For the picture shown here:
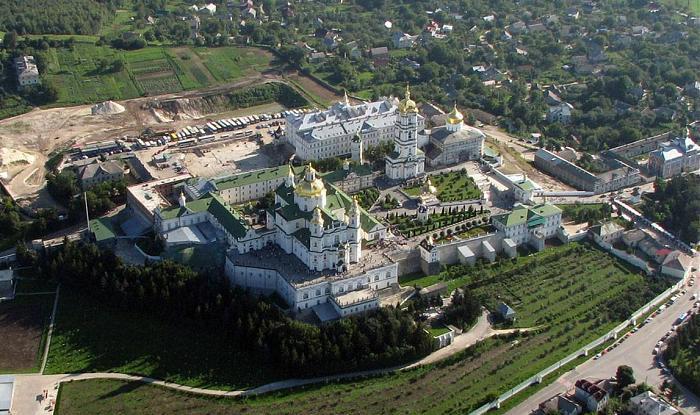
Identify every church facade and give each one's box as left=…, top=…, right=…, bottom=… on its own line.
left=424, top=105, right=485, bottom=167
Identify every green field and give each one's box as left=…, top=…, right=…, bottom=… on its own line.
left=404, top=171, right=482, bottom=202
left=662, top=0, right=700, bottom=14
left=54, top=243, right=666, bottom=414
left=39, top=44, right=276, bottom=105
left=45, top=289, right=277, bottom=390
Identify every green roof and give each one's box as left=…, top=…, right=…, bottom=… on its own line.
left=90, top=217, right=117, bottom=242
left=320, top=164, right=373, bottom=183
left=158, top=196, right=216, bottom=220
left=492, top=204, right=561, bottom=228
left=212, top=165, right=303, bottom=191
left=530, top=204, right=562, bottom=217
left=514, top=178, right=537, bottom=191
left=208, top=194, right=248, bottom=238
left=159, top=194, right=248, bottom=239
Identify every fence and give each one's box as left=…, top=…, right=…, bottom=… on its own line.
left=593, top=238, right=653, bottom=275
left=469, top=279, right=684, bottom=415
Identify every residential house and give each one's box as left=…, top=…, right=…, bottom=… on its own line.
left=574, top=379, right=608, bottom=413
left=507, top=21, right=527, bottom=34
left=497, top=302, right=516, bottom=321
left=565, top=7, right=580, bottom=19
left=545, top=90, right=563, bottom=106
left=630, top=391, right=679, bottom=415
left=472, top=65, right=506, bottom=85
left=200, top=3, right=216, bottom=15
left=547, top=102, right=574, bottom=124
left=589, top=221, right=625, bottom=244
left=684, top=81, right=700, bottom=98
left=14, top=56, right=40, bottom=88
left=370, top=47, right=390, bottom=67
left=661, top=250, right=693, bottom=280
left=78, top=160, right=125, bottom=189
left=535, top=394, right=582, bottom=415
left=345, top=41, right=362, bottom=59
left=309, top=51, right=326, bottom=63
left=0, top=268, right=15, bottom=300
left=322, top=32, right=340, bottom=50
left=391, top=32, right=418, bottom=49
left=400, top=58, right=420, bottom=70
left=528, top=22, right=547, bottom=32
left=632, top=25, right=650, bottom=36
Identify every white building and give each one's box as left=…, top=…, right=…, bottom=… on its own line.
left=648, top=131, right=700, bottom=178
left=385, top=85, right=425, bottom=180
left=156, top=164, right=396, bottom=320
left=285, top=93, right=423, bottom=161
left=424, top=105, right=485, bottom=167
left=14, top=56, right=41, bottom=88
left=661, top=250, right=693, bottom=280
left=630, top=391, right=679, bottom=415
left=491, top=203, right=563, bottom=251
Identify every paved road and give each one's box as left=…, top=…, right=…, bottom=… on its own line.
left=507, top=285, right=700, bottom=415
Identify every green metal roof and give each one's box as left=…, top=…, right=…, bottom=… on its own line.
left=90, top=217, right=117, bottom=242
left=530, top=204, right=562, bottom=217
left=492, top=204, right=561, bottom=228
left=213, top=165, right=303, bottom=190
left=158, top=194, right=248, bottom=238
left=514, top=178, right=537, bottom=191
left=207, top=194, right=248, bottom=239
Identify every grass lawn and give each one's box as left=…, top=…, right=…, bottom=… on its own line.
left=193, top=46, right=275, bottom=82
left=661, top=0, right=700, bottom=14
left=403, top=171, right=481, bottom=202
left=54, top=242, right=667, bottom=414
left=427, top=323, right=451, bottom=337
left=0, top=291, right=54, bottom=373
left=45, top=289, right=278, bottom=390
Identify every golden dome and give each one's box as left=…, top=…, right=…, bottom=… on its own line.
left=296, top=164, right=326, bottom=197
left=398, top=84, right=418, bottom=113
left=446, top=103, right=464, bottom=125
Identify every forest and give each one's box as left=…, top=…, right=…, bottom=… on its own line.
left=664, top=313, right=700, bottom=395
left=0, top=0, right=117, bottom=35
left=642, top=175, right=700, bottom=245
left=33, top=241, right=434, bottom=376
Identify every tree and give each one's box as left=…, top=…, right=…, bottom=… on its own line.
left=3, top=31, right=17, bottom=50
left=616, top=365, right=635, bottom=389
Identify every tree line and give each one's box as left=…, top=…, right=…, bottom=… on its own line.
left=0, top=0, right=117, bottom=35
left=643, top=175, right=700, bottom=245
left=664, top=312, right=700, bottom=395
left=34, top=241, right=434, bottom=376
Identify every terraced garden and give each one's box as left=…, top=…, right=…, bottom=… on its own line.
left=404, top=170, right=482, bottom=202
left=55, top=243, right=667, bottom=414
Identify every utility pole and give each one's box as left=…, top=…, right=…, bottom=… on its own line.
left=84, top=191, right=90, bottom=232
